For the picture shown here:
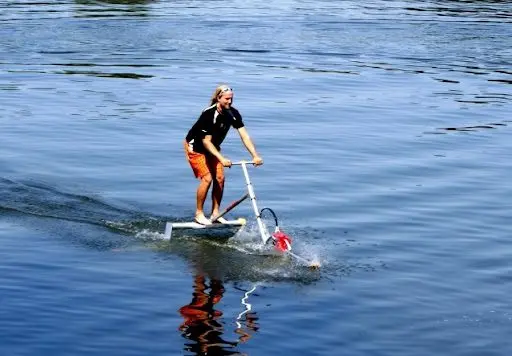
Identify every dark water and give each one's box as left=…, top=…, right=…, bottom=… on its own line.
left=1, top=1, right=511, bottom=355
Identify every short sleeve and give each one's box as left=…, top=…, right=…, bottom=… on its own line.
left=198, top=110, right=214, bottom=136
left=230, top=109, right=245, bottom=129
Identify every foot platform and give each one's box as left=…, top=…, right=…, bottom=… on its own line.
left=163, top=218, right=247, bottom=240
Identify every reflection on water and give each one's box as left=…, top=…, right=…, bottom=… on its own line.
left=78, top=0, right=155, bottom=4
left=74, top=0, right=155, bottom=17
left=233, top=284, right=259, bottom=345
left=0, top=0, right=155, bottom=20
left=424, top=120, right=510, bottom=135
left=179, top=274, right=259, bottom=355
left=57, top=69, right=153, bottom=79
left=402, top=0, right=512, bottom=19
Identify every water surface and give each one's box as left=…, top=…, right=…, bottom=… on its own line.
left=1, top=1, right=511, bottom=355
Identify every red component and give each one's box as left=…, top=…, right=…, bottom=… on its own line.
left=272, top=231, right=292, bottom=252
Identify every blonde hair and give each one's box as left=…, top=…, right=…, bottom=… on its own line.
left=209, top=84, right=233, bottom=105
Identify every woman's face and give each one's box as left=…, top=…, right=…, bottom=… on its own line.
left=217, top=91, right=233, bottom=111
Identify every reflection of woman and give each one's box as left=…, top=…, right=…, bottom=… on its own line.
left=235, top=311, right=259, bottom=344
left=234, top=284, right=260, bottom=344
left=179, top=275, right=238, bottom=355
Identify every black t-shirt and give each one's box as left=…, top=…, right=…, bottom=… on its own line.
left=185, top=105, right=245, bottom=154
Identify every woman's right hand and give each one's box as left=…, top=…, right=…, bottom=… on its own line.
left=220, top=158, right=232, bottom=167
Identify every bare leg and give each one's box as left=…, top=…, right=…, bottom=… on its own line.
left=196, top=174, right=212, bottom=223
left=211, top=175, right=225, bottom=217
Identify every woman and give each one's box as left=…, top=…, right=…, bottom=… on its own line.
left=184, top=84, right=263, bottom=225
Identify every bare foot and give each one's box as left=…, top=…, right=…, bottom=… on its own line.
left=195, top=213, right=212, bottom=225
left=211, top=216, right=228, bottom=224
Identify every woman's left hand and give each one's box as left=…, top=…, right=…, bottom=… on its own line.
left=253, top=156, right=263, bottom=166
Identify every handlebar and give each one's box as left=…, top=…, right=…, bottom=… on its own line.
left=231, top=160, right=257, bottom=166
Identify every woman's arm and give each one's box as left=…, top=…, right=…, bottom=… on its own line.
left=237, top=127, right=263, bottom=165
left=202, top=135, right=232, bottom=167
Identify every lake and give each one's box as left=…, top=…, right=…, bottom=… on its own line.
left=1, top=1, right=511, bottom=355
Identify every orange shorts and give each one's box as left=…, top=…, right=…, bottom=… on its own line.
left=184, top=140, right=224, bottom=179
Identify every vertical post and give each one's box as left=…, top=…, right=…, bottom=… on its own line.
left=240, top=162, right=271, bottom=244
left=164, top=222, right=173, bottom=240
